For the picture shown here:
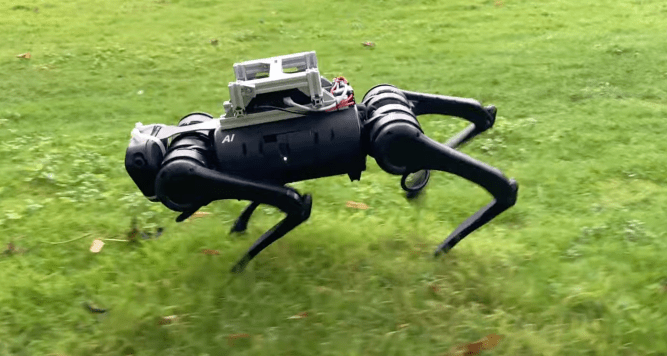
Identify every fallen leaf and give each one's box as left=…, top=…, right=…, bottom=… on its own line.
left=288, top=312, right=308, bottom=319
left=127, top=227, right=139, bottom=241
left=482, top=334, right=504, bottom=350
left=429, top=283, right=440, bottom=293
left=90, top=239, right=104, bottom=253
left=5, top=242, right=15, bottom=254
left=346, top=201, right=369, bottom=210
left=361, top=41, right=376, bottom=47
left=228, top=333, right=250, bottom=339
left=316, top=286, right=333, bottom=293
left=158, top=315, right=178, bottom=325
left=227, top=333, right=251, bottom=346
left=449, top=334, right=505, bottom=356
left=467, top=341, right=485, bottom=355
left=16, top=52, right=31, bottom=59
left=202, top=249, right=220, bottom=255
left=127, top=218, right=140, bottom=241
left=187, top=211, right=212, bottom=222
left=410, top=242, right=428, bottom=256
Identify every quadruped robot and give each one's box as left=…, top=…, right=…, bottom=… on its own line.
left=125, top=51, right=518, bottom=272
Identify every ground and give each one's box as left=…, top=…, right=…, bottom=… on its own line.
left=1, top=0, right=667, bottom=355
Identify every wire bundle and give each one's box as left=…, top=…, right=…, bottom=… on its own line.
left=281, top=76, right=355, bottom=113
left=326, top=76, right=355, bottom=112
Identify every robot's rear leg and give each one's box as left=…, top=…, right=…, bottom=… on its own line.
left=402, top=169, right=430, bottom=199
left=371, top=122, right=518, bottom=255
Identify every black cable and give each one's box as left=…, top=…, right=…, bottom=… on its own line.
left=253, top=105, right=308, bottom=115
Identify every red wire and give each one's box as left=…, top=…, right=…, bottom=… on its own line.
left=326, top=77, right=355, bottom=112
left=326, top=95, right=355, bottom=112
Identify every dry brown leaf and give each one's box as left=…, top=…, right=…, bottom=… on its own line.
left=191, top=211, right=211, bottom=218
left=465, top=341, right=485, bottom=355
left=16, top=52, right=31, bottom=59
left=287, top=312, right=308, bottom=319
left=228, top=333, right=250, bottom=339
left=186, top=211, right=212, bottom=222
left=126, top=227, right=139, bottom=241
left=227, top=333, right=251, bottom=346
left=202, top=249, right=220, bottom=255
left=346, top=201, right=369, bottom=210
left=158, top=315, right=178, bottom=325
left=429, top=283, right=440, bottom=294
left=448, top=334, right=505, bottom=356
left=482, top=334, right=504, bottom=350
left=90, top=239, right=104, bottom=253
left=410, top=242, right=428, bottom=256
left=3, top=242, right=26, bottom=255
left=316, top=286, right=333, bottom=293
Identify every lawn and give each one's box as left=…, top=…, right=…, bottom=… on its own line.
left=1, top=0, right=667, bottom=355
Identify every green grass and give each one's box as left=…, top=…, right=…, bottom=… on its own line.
left=2, top=0, right=667, bottom=354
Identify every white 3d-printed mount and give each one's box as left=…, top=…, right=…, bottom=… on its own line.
left=223, top=51, right=337, bottom=118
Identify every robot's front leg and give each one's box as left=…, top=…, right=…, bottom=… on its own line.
left=154, top=157, right=312, bottom=273
left=230, top=201, right=260, bottom=233
left=231, top=195, right=311, bottom=273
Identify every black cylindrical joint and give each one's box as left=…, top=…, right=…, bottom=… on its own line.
left=161, top=134, right=211, bottom=168
left=370, top=121, right=423, bottom=175
left=155, top=114, right=216, bottom=211
left=361, top=85, right=424, bottom=171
